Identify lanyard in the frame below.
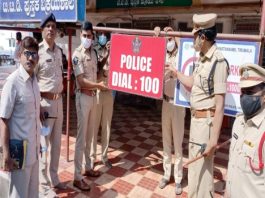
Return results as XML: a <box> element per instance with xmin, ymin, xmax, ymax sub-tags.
<box><xmin>247</xmin><ymin>131</ymin><xmax>265</xmax><ymax>171</ymax></box>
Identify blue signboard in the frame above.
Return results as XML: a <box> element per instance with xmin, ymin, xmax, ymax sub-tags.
<box><xmin>0</xmin><ymin>0</ymin><xmax>86</xmax><ymax>22</ymax></box>
<box><xmin>174</xmin><ymin>38</ymin><xmax>260</xmax><ymax>117</ymax></box>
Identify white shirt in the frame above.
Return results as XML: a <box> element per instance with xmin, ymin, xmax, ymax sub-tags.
<box><xmin>0</xmin><ymin>65</ymin><xmax>40</xmax><ymax>166</ymax></box>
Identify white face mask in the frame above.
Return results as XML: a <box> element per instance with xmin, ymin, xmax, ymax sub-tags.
<box><xmin>81</xmin><ymin>37</ymin><xmax>92</xmax><ymax>49</ymax></box>
<box><xmin>167</xmin><ymin>40</ymin><xmax>176</xmax><ymax>52</ymax></box>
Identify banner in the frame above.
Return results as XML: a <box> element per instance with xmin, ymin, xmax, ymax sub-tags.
<box><xmin>108</xmin><ymin>34</ymin><xmax>166</xmax><ymax>99</ymax></box>
<box><xmin>175</xmin><ymin>38</ymin><xmax>260</xmax><ymax>116</ymax></box>
<box><xmin>0</xmin><ymin>0</ymin><xmax>85</xmax><ymax>22</ymax></box>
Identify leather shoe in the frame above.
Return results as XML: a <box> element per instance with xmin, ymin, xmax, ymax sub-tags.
<box><xmin>103</xmin><ymin>160</ymin><xmax>112</xmax><ymax>169</ymax></box>
<box><xmin>83</xmin><ymin>169</ymin><xmax>101</xmax><ymax>177</ymax></box>
<box><xmin>175</xmin><ymin>183</ymin><xmax>182</xmax><ymax>195</ymax></box>
<box><xmin>73</xmin><ymin>179</ymin><xmax>90</xmax><ymax>191</ymax></box>
<box><xmin>159</xmin><ymin>178</ymin><xmax>169</xmax><ymax>189</ymax></box>
<box><xmin>53</xmin><ymin>182</ymin><xmax>67</xmax><ymax>190</ymax></box>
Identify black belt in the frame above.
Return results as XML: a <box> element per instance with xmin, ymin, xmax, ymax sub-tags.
<box><xmin>163</xmin><ymin>94</ymin><xmax>174</xmax><ymax>102</ymax></box>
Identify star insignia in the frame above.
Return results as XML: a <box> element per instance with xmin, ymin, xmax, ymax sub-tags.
<box><xmin>242</xmin><ymin>69</ymin><xmax>249</xmax><ymax>79</ymax></box>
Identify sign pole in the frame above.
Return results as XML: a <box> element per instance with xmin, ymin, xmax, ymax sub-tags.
<box><xmin>66</xmin><ymin>29</ymin><xmax>72</xmax><ymax>162</ymax></box>
<box><xmin>259</xmin><ymin>0</ymin><xmax>265</xmax><ymax>65</ymax></box>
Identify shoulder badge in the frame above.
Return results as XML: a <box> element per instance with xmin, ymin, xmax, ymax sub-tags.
<box><xmin>73</xmin><ymin>56</ymin><xmax>79</xmax><ymax>65</ymax></box>
<box><xmin>242</xmin><ymin>69</ymin><xmax>249</xmax><ymax>79</ymax></box>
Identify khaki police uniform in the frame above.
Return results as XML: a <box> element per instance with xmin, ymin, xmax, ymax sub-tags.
<box><xmin>226</xmin><ymin>63</ymin><xmax>265</xmax><ymax>198</ymax></box>
<box><xmin>0</xmin><ymin>65</ymin><xmax>40</xmax><ymax>198</ymax></box>
<box><xmin>72</xmin><ymin>45</ymin><xmax>98</xmax><ymax>181</ymax></box>
<box><xmin>162</xmin><ymin>48</ymin><xmax>185</xmax><ymax>184</ymax></box>
<box><xmin>188</xmin><ymin>13</ymin><xmax>229</xmax><ymax>198</ymax></box>
<box><xmin>36</xmin><ymin>40</ymin><xmax>64</xmax><ymax>188</ymax></box>
<box><xmin>94</xmin><ymin>45</ymin><xmax>114</xmax><ymax>163</ymax></box>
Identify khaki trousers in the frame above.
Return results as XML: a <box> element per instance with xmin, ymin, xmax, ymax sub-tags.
<box><xmin>161</xmin><ymin>101</ymin><xmax>185</xmax><ymax>184</ymax></box>
<box><xmin>188</xmin><ymin>116</ymin><xmax>214</xmax><ymax>198</ymax></box>
<box><xmin>74</xmin><ymin>92</ymin><xmax>97</xmax><ymax>181</ymax></box>
<box><xmin>93</xmin><ymin>90</ymin><xmax>114</xmax><ymax>162</ymax></box>
<box><xmin>10</xmin><ymin>160</ymin><xmax>39</xmax><ymax>198</ymax></box>
<box><xmin>40</xmin><ymin>98</ymin><xmax>63</xmax><ymax>187</ymax></box>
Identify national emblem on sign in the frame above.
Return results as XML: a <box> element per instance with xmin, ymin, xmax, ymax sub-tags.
<box><xmin>132</xmin><ymin>36</ymin><xmax>142</xmax><ymax>53</ymax></box>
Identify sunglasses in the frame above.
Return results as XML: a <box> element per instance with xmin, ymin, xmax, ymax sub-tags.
<box><xmin>23</xmin><ymin>51</ymin><xmax>38</xmax><ymax>59</ymax></box>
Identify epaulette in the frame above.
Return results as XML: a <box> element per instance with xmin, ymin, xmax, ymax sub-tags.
<box><xmin>76</xmin><ymin>45</ymin><xmax>83</xmax><ymax>52</ymax></box>
<box><xmin>214</xmin><ymin>50</ymin><xmax>225</xmax><ymax>62</ymax></box>
<box><xmin>235</xmin><ymin>112</ymin><xmax>244</xmax><ymax>118</ymax></box>
<box><xmin>39</xmin><ymin>42</ymin><xmax>44</xmax><ymax>49</ymax></box>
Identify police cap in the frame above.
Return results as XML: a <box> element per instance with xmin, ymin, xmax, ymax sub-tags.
<box><xmin>40</xmin><ymin>13</ymin><xmax>56</xmax><ymax>28</ymax></box>
<box><xmin>239</xmin><ymin>63</ymin><xmax>265</xmax><ymax>88</ymax></box>
<box><xmin>192</xmin><ymin>13</ymin><xmax>217</xmax><ymax>34</ymax></box>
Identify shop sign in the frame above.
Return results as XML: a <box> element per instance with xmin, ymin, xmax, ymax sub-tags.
<box><xmin>108</xmin><ymin>34</ymin><xmax>166</xmax><ymax>99</ymax></box>
<box><xmin>0</xmin><ymin>0</ymin><xmax>85</xmax><ymax>22</ymax></box>
<box><xmin>96</xmin><ymin>0</ymin><xmax>192</xmax><ymax>9</ymax></box>
<box><xmin>175</xmin><ymin>38</ymin><xmax>260</xmax><ymax>117</ymax></box>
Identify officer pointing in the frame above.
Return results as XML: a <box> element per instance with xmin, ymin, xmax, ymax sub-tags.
<box><xmin>168</xmin><ymin>13</ymin><xmax>229</xmax><ymax>198</ymax></box>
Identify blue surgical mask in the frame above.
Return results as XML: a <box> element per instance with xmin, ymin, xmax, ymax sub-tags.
<box><xmin>240</xmin><ymin>94</ymin><xmax>262</xmax><ymax>119</ymax></box>
<box><xmin>98</xmin><ymin>35</ymin><xmax>107</xmax><ymax>46</ymax></box>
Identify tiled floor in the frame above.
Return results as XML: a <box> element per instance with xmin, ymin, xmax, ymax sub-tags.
<box><xmin>57</xmin><ymin>98</ymin><xmax>230</xmax><ymax>198</ymax></box>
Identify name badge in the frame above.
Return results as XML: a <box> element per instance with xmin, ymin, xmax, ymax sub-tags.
<box><xmin>46</xmin><ymin>59</ymin><xmax>52</xmax><ymax>63</ymax></box>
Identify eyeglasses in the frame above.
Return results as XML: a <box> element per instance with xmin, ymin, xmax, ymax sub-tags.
<box><xmin>23</xmin><ymin>51</ymin><xmax>38</xmax><ymax>59</ymax></box>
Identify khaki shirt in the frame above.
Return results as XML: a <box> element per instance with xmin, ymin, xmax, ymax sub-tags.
<box><xmin>36</xmin><ymin>40</ymin><xmax>63</xmax><ymax>93</ymax></box>
<box><xmin>227</xmin><ymin>108</ymin><xmax>265</xmax><ymax>198</ymax></box>
<box><xmin>72</xmin><ymin>45</ymin><xmax>98</xmax><ymax>90</ymax></box>
<box><xmin>95</xmin><ymin>44</ymin><xmax>110</xmax><ymax>85</ymax></box>
<box><xmin>0</xmin><ymin>65</ymin><xmax>40</xmax><ymax>166</ymax></box>
<box><xmin>164</xmin><ymin>49</ymin><xmax>178</xmax><ymax>99</ymax></box>
<box><xmin>190</xmin><ymin>44</ymin><xmax>228</xmax><ymax>110</ymax></box>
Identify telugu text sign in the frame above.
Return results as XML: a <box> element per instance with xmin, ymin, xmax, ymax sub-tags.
<box><xmin>108</xmin><ymin>34</ymin><xmax>166</xmax><ymax>99</ymax></box>
<box><xmin>0</xmin><ymin>0</ymin><xmax>85</xmax><ymax>22</ymax></box>
<box><xmin>175</xmin><ymin>38</ymin><xmax>260</xmax><ymax>117</ymax></box>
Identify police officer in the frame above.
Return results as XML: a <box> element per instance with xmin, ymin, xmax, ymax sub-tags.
<box><xmin>72</xmin><ymin>21</ymin><xmax>107</xmax><ymax>191</ymax></box>
<box><xmin>36</xmin><ymin>13</ymin><xmax>66</xmax><ymax>194</ymax></box>
<box><xmin>0</xmin><ymin>36</ymin><xmax>40</xmax><ymax>198</ymax></box>
<box><xmin>93</xmin><ymin>23</ymin><xmax>114</xmax><ymax>169</ymax></box>
<box><xmin>168</xmin><ymin>13</ymin><xmax>229</xmax><ymax>198</ymax></box>
<box><xmin>226</xmin><ymin>63</ymin><xmax>265</xmax><ymax>198</ymax></box>
<box><xmin>156</xmin><ymin>26</ymin><xmax>185</xmax><ymax>195</ymax></box>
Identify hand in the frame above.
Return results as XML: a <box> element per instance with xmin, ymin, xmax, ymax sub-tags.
<box><xmin>106</xmin><ymin>41</ymin><xmax>111</xmax><ymax>50</ymax></box>
<box><xmin>154</xmin><ymin>26</ymin><xmax>161</xmax><ymax>37</ymax></box>
<box><xmin>165</xmin><ymin>66</ymin><xmax>177</xmax><ymax>78</ymax></box>
<box><xmin>163</xmin><ymin>26</ymin><xmax>174</xmax><ymax>32</ymax></box>
<box><xmin>203</xmin><ymin>142</ymin><xmax>217</xmax><ymax>157</ymax></box>
<box><xmin>98</xmin><ymin>81</ymin><xmax>108</xmax><ymax>91</ymax></box>
<box><xmin>3</xmin><ymin>156</ymin><xmax>16</xmax><ymax>171</ymax></box>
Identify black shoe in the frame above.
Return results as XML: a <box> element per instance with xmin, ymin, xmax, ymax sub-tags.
<box><xmin>103</xmin><ymin>160</ymin><xmax>112</xmax><ymax>169</ymax></box>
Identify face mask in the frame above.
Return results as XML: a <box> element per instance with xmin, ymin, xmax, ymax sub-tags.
<box><xmin>240</xmin><ymin>94</ymin><xmax>262</xmax><ymax>119</ymax></box>
<box><xmin>81</xmin><ymin>37</ymin><xmax>92</xmax><ymax>49</ymax></box>
<box><xmin>167</xmin><ymin>40</ymin><xmax>176</xmax><ymax>52</ymax></box>
<box><xmin>98</xmin><ymin>34</ymin><xmax>107</xmax><ymax>46</ymax></box>
<box><xmin>193</xmin><ymin>36</ymin><xmax>203</xmax><ymax>52</ymax></box>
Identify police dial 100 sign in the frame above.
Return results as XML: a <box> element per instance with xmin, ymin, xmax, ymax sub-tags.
<box><xmin>108</xmin><ymin>34</ymin><xmax>166</xmax><ymax>99</ymax></box>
